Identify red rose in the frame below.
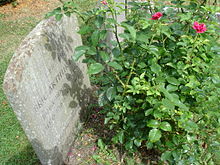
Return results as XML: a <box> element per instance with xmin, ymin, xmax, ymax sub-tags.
<box><xmin>192</xmin><ymin>21</ymin><xmax>207</xmax><ymax>33</ymax></box>
<box><xmin>151</xmin><ymin>12</ymin><xmax>163</xmax><ymax>20</ymax></box>
<box><xmin>101</xmin><ymin>0</ymin><xmax>107</xmax><ymax>5</ymax></box>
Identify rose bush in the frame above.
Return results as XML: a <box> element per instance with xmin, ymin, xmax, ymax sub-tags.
<box><xmin>49</xmin><ymin>0</ymin><xmax>220</xmax><ymax>163</ymax></box>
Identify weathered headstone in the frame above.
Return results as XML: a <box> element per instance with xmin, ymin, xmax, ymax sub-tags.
<box><xmin>3</xmin><ymin>15</ymin><xmax>91</xmax><ymax>165</ymax></box>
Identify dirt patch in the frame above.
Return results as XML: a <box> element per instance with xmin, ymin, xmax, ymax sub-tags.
<box><xmin>66</xmin><ymin>106</ymin><xmax>113</xmax><ymax>165</ymax></box>
<box><xmin>0</xmin><ymin>0</ymin><xmax>61</xmax><ymax>21</ymax></box>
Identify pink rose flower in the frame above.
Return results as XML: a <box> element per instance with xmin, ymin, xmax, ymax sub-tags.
<box><xmin>192</xmin><ymin>22</ymin><xmax>207</xmax><ymax>33</ymax></box>
<box><xmin>92</xmin><ymin>145</ymin><xmax>97</xmax><ymax>151</ymax></box>
<box><xmin>101</xmin><ymin>0</ymin><xmax>107</xmax><ymax>5</ymax></box>
<box><xmin>151</xmin><ymin>12</ymin><xmax>163</xmax><ymax>20</ymax></box>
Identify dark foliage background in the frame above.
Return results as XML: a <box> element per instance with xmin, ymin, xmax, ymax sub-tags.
<box><xmin>0</xmin><ymin>0</ymin><xmax>15</xmax><ymax>6</ymax></box>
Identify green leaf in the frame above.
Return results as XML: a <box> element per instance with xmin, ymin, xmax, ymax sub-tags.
<box><xmin>161</xmin><ymin>99</ymin><xmax>175</xmax><ymax>110</ymax></box>
<box><xmin>217</xmin><ymin>128</ymin><xmax>220</xmax><ymax>135</ymax></box>
<box><xmin>95</xmin><ymin>15</ymin><xmax>104</xmax><ymax>28</ymax></box>
<box><xmin>166</xmin><ymin>84</ymin><xmax>178</xmax><ymax>92</ymax></box>
<box><xmin>119</xmin><ymin>33</ymin><xmax>130</xmax><ymax>40</ymax></box>
<box><xmin>78</xmin><ymin>25</ymin><xmax>92</xmax><ymax>35</ymax></box>
<box><xmin>160</xmin><ymin>122</ymin><xmax>172</xmax><ymax>131</ymax></box>
<box><xmin>91</xmin><ymin>31</ymin><xmax>99</xmax><ymax>46</ymax></box>
<box><xmin>149</xmin><ymin>129</ymin><xmax>162</xmax><ymax>143</ymax></box>
<box><xmin>48</xmin><ymin>7</ymin><xmax>61</xmax><ymax>19</ymax></box>
<box><xmin>146</xmin><ymin>142</ymin><xmax>153</xmax><ymax>149</ymax></box>
<box><xmin>99</xmin><ymin>30</ymin><xmax>107</xmax><ymax>40</ymax></box>
<box><xmin>138</xmin><ymin>62</ymin><xmax>147</xmax><ymax>68</ymax></box>
<box><xmin>153</xmin><ymin>111</ymin><xmax>163</xmax><ymax>119</ymax></box>
<box><xmin>75</xmin><ymin>45</ymin><xmax>90</xmax><ymax>51</ymax></box>
<box><xmin>159</xmin><ymin>86</ymin><xmax>188</xmax><ymax>110</ymax></box>
<box><xmin>64</xmin><ymin>12</ymin><xmax>71</xmax><ymax>17</ymax></box>
<box><xmin>161</xmin><ymin>26</ymin><xmax>175</xmax><ymax>41</ymax></box>
<box><xmin>106</xmin><ymin>87</ymin><xmax>116</xmax><ymax>101</ymax></box>
<box><xmin>106</xmin><ymin>18</ymin><xmax>117</xmax><ymax>24</ymax></box>
<box><xmin>136</xmin><ymin>33</ymin><xmax>149</xmax><ymax>43</ymax></box>
<box><xmin>104</xmin><ymin>117</ymin><xmax>111</xmax><ymax>124</ymax></box>
<box><xmin>161</xmin><ymin>151</ymin><xmax>172</xmax><ymax>161</ymax></box>
<box><xmin>166</xmin><ymin>77</ymin><xmax>180</xmax><ymax>86</ymax></box>
<box><xmin>112</xmin><ymin>134</ymin><xmax>119</xmax><ymax>143</ymax></box>
<box><xmin>185</xmin><ymin>75</ymin><xmax>200</xmax><ymax>88</ymax></box>
<box><xmin>73</xmin><ymin>50</ymin><xmax>86</xmax><ymax>61</ymax></box>
<box><xmin>112</xmin><ymin>47</ymin><xmax>120</xmax><ymax>57</ymax></box>
<box><xmin>186</xmin><ymin>134</ymin><xmax>196</xmax><ymax>143</ymax></box>
<box><xmin>180</xmin><ymin>13</ymin><xmax>192</xmax><ymax>21</ymax></box>
<box><xmin>87</xmin><ymin>47</ymin><xmax>96</xmax><ymax>55</ymax></box>
<box><xmin>118</xmin><ymin>131</ymin><xmax>124</xmax><ymax>144</ymax></box>
<box><xmin>92</xmin><ymin>155</ymin><xmax>102</xmax><ymax>163</ymax></box>
<box><xmin>150</xmin><ymin>63</ymin><xmax>161</xmax><ymax>74</ymax></box>
<box><xmin>184</xmin><ymin>121</ymin><xmax>198</xmax><ymax>132</ymax></box>
<box><xmin>88</xmin><ymin>63</ymin><xmax>104</xmax><ymax>74</ymax></box>
<box><xmin>108</xmin><ymin>61</ymin><xmax>123</xmax><ymax>70</ymax></box>
<box><xmin>100</xmin><ymin>51</ymin><xmax>110</xmax><ymax>63</ymax></box>
<box><xmin>125</xmin><ymin>141</ymin><xmax>133</xmax><ymax>150</ymax></box>
<box><xmin>97</xmin><ymin>139</ymin><xmax>105</xmax><ymax>150</ymax></box>
<box><xmin>145</xmin><ymin>108</ymin><xmax>153</xmax><ymax>116</ymax></box>
<box><xmin>147</xmin><ymin>120</ymin><xmax>160</xmax><ymax>128</ymax></box>
<box><xmin>55</xmin><ymin>14</ymin><xmax>63</xmax><ymax>21</ymax></box>
<box><xmin>149</xmin><ymin>46</ymin><xmax>159</xmax><ymax>56</ymax></box>
<box><xmin>98</xmin><ymin>92</ymin><xmax>106</xmax><ymax>106</ymax></box>
<box><xmin>54</xmin><ymin>7</ymin><xmax>61</xmax><ymax>13</ymax></box>
<box><xmin>45</xmin><ymin>11</ymin><xmax>55</xmax><ymax>18</ymax></box>
<box><xmin>126</xmin><ymin>158</ymin><xmax>135</xmax><ymax>165</ymax></box>
<box><xmin>121</xmin><ymin>23</ymin><xmax>136</xmax><ymax>40</ymax></box>
<box><xmin>134</xmin><ymin>139</ymin><xmax>142</xmax><ymax>147</ymax></box>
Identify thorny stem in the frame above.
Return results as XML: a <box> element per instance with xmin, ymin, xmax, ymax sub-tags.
<box><xmin>186</xmin><ymin>34</ymin><xmax>198</xmax><ymax>63</ymax></box>
<box><xmin>110</xmin><ymin>7</ymin><xmax>122</xmax><ymax>51</ymax></box>
<box><xmin>181</xmin><ymin>7</ymin><xmax>184</xmax><ymax>13</ymax></box>
<box><xmin>125</xmin><ymin>0</ymin><xmax>127</xmax><ymax>17</ymax></box>
<box><xmin>122</xmin><ymin>58</ymin><xmax>136</xmax><ymax>96</ymax></box>
<box><xmin>114</xmin><ymin>24</ymin><xmax>122</xmax><ymax>51</ymax></box>
<box><xmin>148</xmin><ymin>0</ymin><xmax>153</xmax><ymax>14</ymax></box>
<box><xmin>149</xmin><ymin>22</ymin><xmax>157</xmax><ymax>46</ymax></box>
<box><xmin>192</xmin><ymin>34</ymin><xmax>198</xmax><ymax>53</ymax></box>
<box><xmin>195</xmin><ymin>117</ymin><xmax>204</xmax><ymax>123</ymax></box>
<box><xmin>163</xmin><ymin>36</ymin><xmax>168</xmax><ymax>48</ymax></box>
<box><xmin>113</xmin><ymin>70</ymin><xmax>125</xmax><ymax>88</ymax></box>
<box><xmin>69</xmin><ymin>8</ymin><xmax>86</xmax><ymax>21</ymax></box>
<box><xmin>149</xmin><ymin>34</ymin><xmax>156</xmax><ymax>46</ymax></box>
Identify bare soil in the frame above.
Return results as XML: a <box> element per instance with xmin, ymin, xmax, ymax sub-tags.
<box><xmin>0</xmin><ymin>0</ymin><xmax>61</xmax><ymax>21</ymax></box>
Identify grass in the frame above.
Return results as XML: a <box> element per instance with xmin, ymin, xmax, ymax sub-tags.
<box><xmin>0</xmin><ymin>17</ymin><xmax>41</xmax><ymax>165</ymax></box>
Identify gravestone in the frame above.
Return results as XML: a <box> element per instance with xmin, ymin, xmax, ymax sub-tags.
<box><xmin>3</xmin><ymin>15</ymin><xmax>91</xmax><ymax>165</ymax></box>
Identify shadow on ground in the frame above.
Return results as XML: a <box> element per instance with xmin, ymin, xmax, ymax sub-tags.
<box><xmin>5</xmin><ymin>144</ymin><xmax>40</xmax><ymax>165</ymax></box>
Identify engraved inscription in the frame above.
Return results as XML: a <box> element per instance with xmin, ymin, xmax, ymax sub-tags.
<box><xmin>33</xmin><ymin>64</ymin><xmax>69</xmax><ymax>113</ymax></box>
